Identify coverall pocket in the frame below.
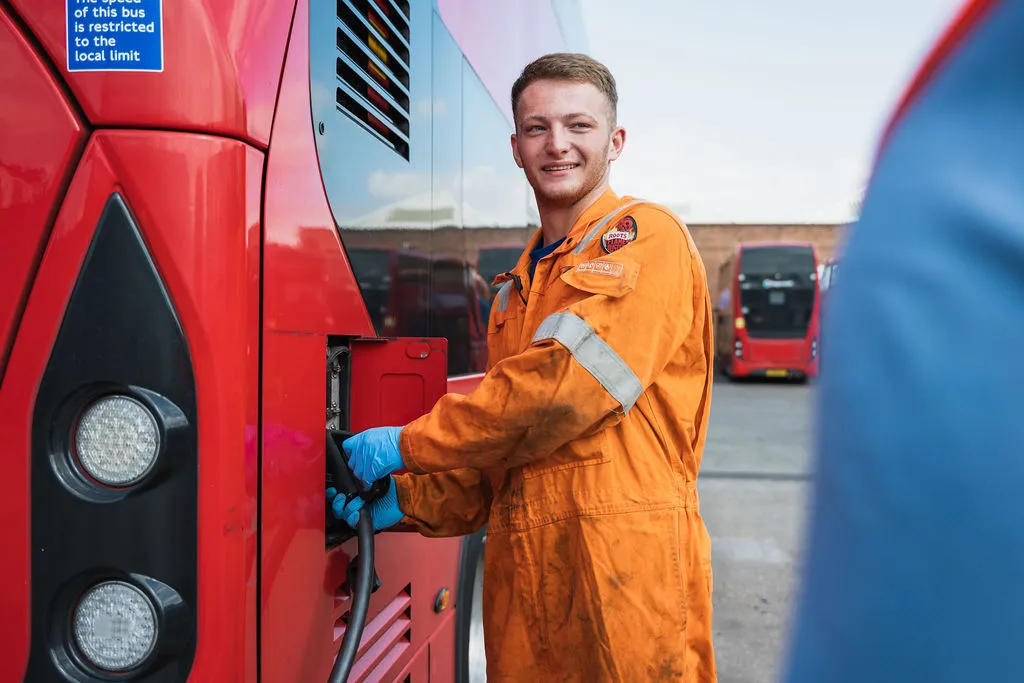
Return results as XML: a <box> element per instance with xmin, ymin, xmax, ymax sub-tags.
<box><xmin>521</xmin><ymin>430</ymin><xmax>610</xmax><ymax>479</ymax></box>
<box><xmin>558</xmin><ymin>254</ymin><xmax>640</xmax><ymax>299</ymax></box>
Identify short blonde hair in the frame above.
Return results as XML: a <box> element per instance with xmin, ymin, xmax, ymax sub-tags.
<box><xmin>511</xmin><ymin>53</ymin><xmax>618</xmax><ymax>128</ymax></box>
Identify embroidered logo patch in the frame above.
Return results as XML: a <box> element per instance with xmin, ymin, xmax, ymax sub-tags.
<box><xmin>576</xmin><ymin>260</ymin><xmax>625</xmax><ymax>278</ymax></box>
<box><xmin>601</xmin><ymin>216</ymin><xmax>638</xmax><ymax>253</ymax></box>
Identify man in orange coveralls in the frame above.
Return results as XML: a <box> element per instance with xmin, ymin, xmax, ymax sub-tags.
<box><xmin>331</xmin><ymin>53</ymin><xmax>718</xmax><ymax>682</ymax></box>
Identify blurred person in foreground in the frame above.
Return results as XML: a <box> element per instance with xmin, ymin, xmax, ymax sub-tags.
<box><xmin>782</xmin><ymin>0</ymin><xmax>1024</xmax><ymax>681</ymax></box>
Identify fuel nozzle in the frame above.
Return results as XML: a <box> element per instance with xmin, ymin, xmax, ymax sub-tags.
<box><xmin>325</xmin><ymin>430</ymin><xmax>391</xmax><ymax>546</ymax></box>
<box><xmin>326</xmin><ymin>430</ymin><xmax>391</xmax><ymax>500</ymax></box>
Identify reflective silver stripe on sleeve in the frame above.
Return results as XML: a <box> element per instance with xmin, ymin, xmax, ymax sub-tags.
<box><xmin>495</xmin><ymin>281</ymin><xmax>512</xmax><ymax>313</ymax></box>
<box><xmin>531</xmin><ymin>312</ymin><xmax>643</xmax><ymax>412</ymax></box>
<box><xmin>574</xmin><ymin>199</ymin><xmax>647</xmax><ymax>254</ymax></box>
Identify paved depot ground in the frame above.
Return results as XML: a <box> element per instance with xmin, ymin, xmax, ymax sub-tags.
<box><xmin>700</xmin><ymin>381</ymin><xmax>813</xmax><ymax>683</ymax></box>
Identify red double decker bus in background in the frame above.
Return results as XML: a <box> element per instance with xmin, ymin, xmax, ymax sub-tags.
<box><xmin>715</xmin><ymin>242</ymin><xmax>821</xmax><ymax>381</ymax></box>
<box><xmin>0</xmin><ymin>0</ymin><xmax>585</xmax><ymax>681</ymax></box>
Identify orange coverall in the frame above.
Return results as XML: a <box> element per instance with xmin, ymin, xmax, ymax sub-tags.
<box><xmin>393</xmin><ymin>188</ymin><xmax>717</xmax><ymax>682</ymax></box>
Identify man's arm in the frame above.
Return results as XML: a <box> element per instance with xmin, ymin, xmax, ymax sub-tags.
<box><xmin>391</xmin><ymin>468</ymin><xmax>493</xmax><ymax>537</ymax></box>
<box><xmin>400</xmin><ymin>206</ymin><xmax>705</xmax><ymax>475</ymax></box>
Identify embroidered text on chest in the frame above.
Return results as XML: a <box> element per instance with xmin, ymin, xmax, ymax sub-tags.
<box><xmin>576</xmin><ymin>260</ymin><xmax>624</xmax><ymax>278</ymax></box>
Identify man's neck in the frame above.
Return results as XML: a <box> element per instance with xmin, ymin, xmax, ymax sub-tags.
<box><xmin>537</xmin><ymin>181</ymin><xmax>610</xmax><ymax>246</ymax></box>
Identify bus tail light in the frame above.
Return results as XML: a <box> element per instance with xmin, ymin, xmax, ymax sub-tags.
<box><xmin>53</xmin><ymin>386</ymin><xmax>187</xmax><ymax>504</ymax></box>
<box><xmin>811</xmin><ymin>336</ymin><xmax>819</xmax><ymax>360</ymax></box>
<box><xmin>734</xmin><ymin>339</ymin><xmax>744</xmax><ymax>360</ymax></box>
<box><xmin>74</xmin><ymin>395</ymin><xmax>160</xmax><ymax>488</ymax></box>
<box><xmin>55</xmin><ymin>572</ymin><xmax>190</xmax><ymax>679</ymax></box>
<box><xmin>72</xmin><ymin>580</ymin><xmax>158</xmax><ymax>672</ymax></box>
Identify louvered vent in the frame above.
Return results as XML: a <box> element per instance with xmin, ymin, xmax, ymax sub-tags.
<box><xmin>334</xmin><ymin>584</ymin><xmax>413</xmax><ymax>680</ymax></box>
<box><xmin>336</xmin><ymin>0</ymin><xmax>412</xmax><ymax>160</ymax></box>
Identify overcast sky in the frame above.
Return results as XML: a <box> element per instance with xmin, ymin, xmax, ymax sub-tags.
<box><xmin>579</xmin><ymin>0</ymin><xmax>964</xmax><ymax>223</ymax></box>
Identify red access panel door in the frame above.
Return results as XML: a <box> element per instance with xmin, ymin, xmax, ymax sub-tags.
<box><xmin>348</xmin><ymin>337</ymin><xmax>448</xmax><ymax>432</ymax></box>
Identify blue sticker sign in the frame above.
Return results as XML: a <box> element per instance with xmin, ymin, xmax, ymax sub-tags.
<box><xmin>67</xmin><ymin>0</ymin><xmax>163</xmax><ymax>73</ymax></box>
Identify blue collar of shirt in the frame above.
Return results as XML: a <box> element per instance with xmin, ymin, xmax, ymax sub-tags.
<box><xmin>528</xmin><ymin>237</ymin><xmax>566</xmax><ymax>280</ymax></box>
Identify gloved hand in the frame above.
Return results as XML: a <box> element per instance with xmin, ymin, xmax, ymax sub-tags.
<box><xmin>342</xmin><ymin>426</ymin><xmax>405</xmax><ymax>490</ymax></box>
<box><xmin>326</xmin><ymin>476</ymin><xmax>403</xmax><ymax>531</ymax></box>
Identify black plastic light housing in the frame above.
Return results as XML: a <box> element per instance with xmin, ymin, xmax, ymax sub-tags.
<box><xmin>27</xmin><ymin>193</ymin><xmax>198</xmax><ymax>682</ymax></box>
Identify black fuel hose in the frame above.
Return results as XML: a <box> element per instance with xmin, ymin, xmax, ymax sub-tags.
<box><xmin>326</xmin><ymin>432</ymin><xmax>375</xmax><ymax>683</ymax></box>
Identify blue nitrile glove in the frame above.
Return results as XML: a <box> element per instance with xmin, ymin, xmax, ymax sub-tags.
<box><xmin>327</xmin><ymin>476</ymin><xmax>403</xmax><ymax>531</ymax></box>
<box><xmin>342</xmin><ymin>426</ymin><xmax>404</xmax><ymax>490</ymax></box>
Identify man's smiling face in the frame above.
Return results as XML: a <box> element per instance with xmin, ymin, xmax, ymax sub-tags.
<box><xmin>511</xmin><ymin>79</ymin><xmax>624</xmax><ymax>210</ymax></box>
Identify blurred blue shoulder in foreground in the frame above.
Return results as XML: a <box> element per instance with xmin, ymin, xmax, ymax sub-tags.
<box><xmin>782</xmin><ymin>0</ymin><xmax>1024</xmax><ymax>681</ymax></box>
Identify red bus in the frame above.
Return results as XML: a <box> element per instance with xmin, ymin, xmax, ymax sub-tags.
<box><xmin>715</xmin><ymin>241</ymin><xmax>821</xmax><ymax>381</ymax></box>
<box><xmin>0</xmin><ymin>0</ymin><xmax>585</xmax><ymax>681</ymax></box>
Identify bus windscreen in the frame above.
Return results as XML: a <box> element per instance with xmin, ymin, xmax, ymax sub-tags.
<box><xmin>739</xmin><ymin>246</ymin><xmax>816</xmax><ymax>280</ymax></box>
<box><xmin>739</xmin><ymin>246</ymin><xmax>816</xmax><ymax>339</ymax></box>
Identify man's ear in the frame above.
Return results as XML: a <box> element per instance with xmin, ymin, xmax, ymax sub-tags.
<box><xmin>511</xmin><ymin>132</ymin><xmax>524</xmax><ymax>169</ymax></box>
<box><xmin>608</xmin><ymin>126</ymin><xmax>626</xmax><ymax>162</ymax></box>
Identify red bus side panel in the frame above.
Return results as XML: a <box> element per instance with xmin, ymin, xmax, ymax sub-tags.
<box><xmin>0</xmin><ymin>131</ymin><xmax>262</xmax><ymax>682</ymax></box>
<box><xmin>0</xmin><ymin>139</ymin><xmax>135</xmax><ymax>683</ymax></box>
<box><xmin>0</xmin><ymin>5</ymin><xmax>87</xmax><ymax>383</ymax></box>
<box><xmin>260</xmin><ymin>2</ymin><xmax>463</xmax><ymax>679</ymax></box>
<box><xmin>104</xmin><ymin>132</ymin><xmax>264</xmax><ymax>683</ymax></box>
<box><xmin>262</xmin><ymin>0</ymin><xmax>371</xmax><ymax>337</ymax></box>
<box><xmin>7</xmin><ymin>0</ymin><xmax>296</xmax><ymax>147</ymax></box>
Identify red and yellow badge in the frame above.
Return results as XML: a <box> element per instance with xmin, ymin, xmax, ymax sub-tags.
<box><xmin>601</xmin><ymin>215</ymin><xmax>638</xmax><ymax>253</ymax></box>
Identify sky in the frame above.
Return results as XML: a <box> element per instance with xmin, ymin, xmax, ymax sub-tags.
<box><xmin>579</xmin><ymin>0</ymin><xmax>964</xmax><ymax>224</ymax></box>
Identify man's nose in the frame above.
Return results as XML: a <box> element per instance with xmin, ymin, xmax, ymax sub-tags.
<box><xmin>545</xmin><ymin>125</ymin><xmax>570</xmax><ymax>155</ymax></box>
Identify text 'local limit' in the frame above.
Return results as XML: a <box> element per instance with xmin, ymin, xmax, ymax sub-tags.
<box><xmin>67</xmin><ymin>0</ymin><xmax>163</xmax><ymax>72</ymax></box>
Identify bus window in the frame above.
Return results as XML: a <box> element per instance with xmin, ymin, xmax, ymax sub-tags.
<box><xmin>738</xmin><ymin>245</ymin><xmax>817</xmax><ymax>339</ymax></box>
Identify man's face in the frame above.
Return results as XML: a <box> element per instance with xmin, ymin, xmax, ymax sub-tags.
<box><xmin>511</xmin><ymin>79</ymin><xmax>625</xmax><ymax>210</ymax></box>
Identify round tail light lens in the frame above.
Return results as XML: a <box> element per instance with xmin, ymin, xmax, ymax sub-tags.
<box><xmin>72</xmin><ymin>580</ymin><xmax>158</xmax><ymax>672</ymax></box>
<box><xmin>74</xmin><ymin>395</ymin><xmax>160</xmax><ymax>486</ymax></box>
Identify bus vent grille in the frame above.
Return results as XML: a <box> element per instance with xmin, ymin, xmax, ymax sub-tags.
<box><xmin>334</xmin><ymin>584</ymin><xmax>413</xmax><ymax>680</ymax></box>
<box><xmin>336</xmin><ymin>0</ymin><xmax>412</xmax><ymax>160</ymax></box>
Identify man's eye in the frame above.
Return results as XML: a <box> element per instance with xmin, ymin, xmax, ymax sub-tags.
<box><xmin>571</xmin><ymin>122</ymin><xmax>592</xmax><ymax>130</ymax></box>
